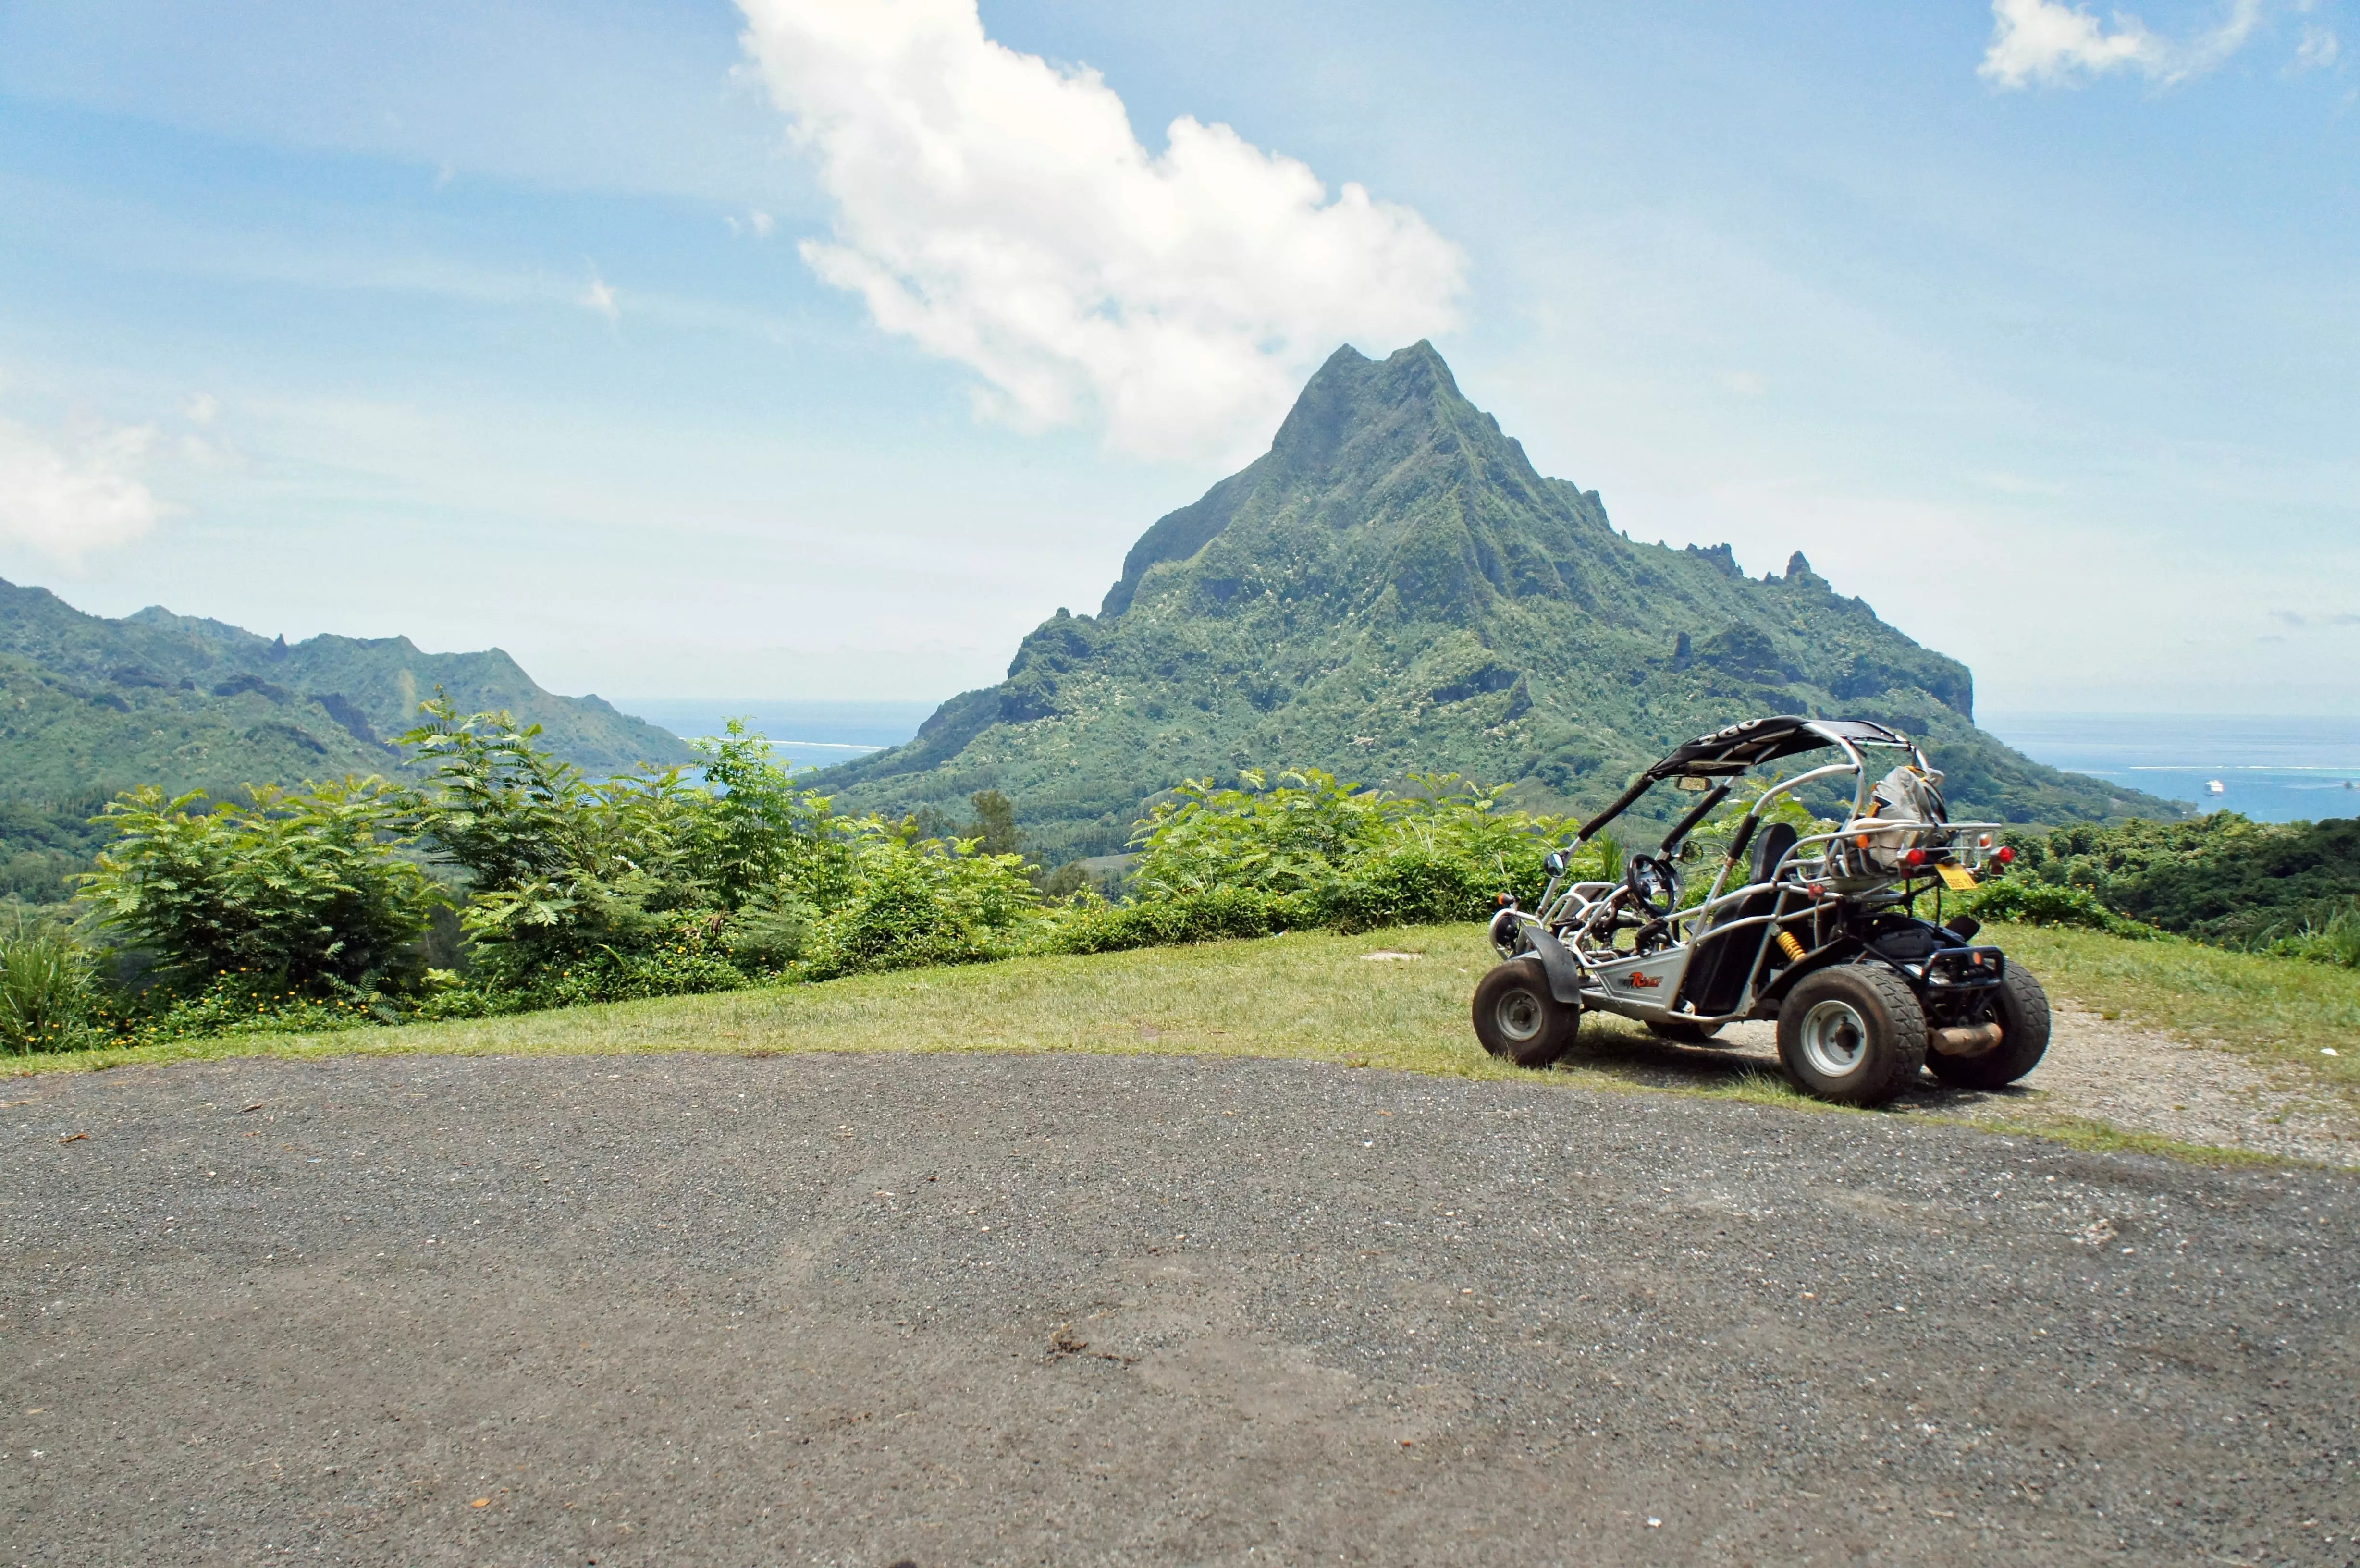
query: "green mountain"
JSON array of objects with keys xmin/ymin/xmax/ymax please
[
  {"xmin": 0, "ymin": 579, "xmax": 688, "ymax": 805},
  {"xmin": 823, "ymin": 342, "xmax": 2181, "ymax": 862}
]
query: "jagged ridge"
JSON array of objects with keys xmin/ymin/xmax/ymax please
[
  {"xmin": 0, "ymin": 579, "xmax": 688, "ymax": 806},
  {"xmin": 824, "ymin": 342, "xmax": 2176, "ymax": 860}
]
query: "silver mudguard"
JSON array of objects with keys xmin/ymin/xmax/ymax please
[{"xmin": 1493, "ymin": 909, "xmax": 1586, "ymax": 1004}]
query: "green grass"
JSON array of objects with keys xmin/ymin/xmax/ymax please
[
  {"xmin": 1986, "ymin": 920, "xmax": 2360, "ymax": 1089},
  {"xmin": 12, "ymin": 918, "xmax": 2352, "ymax": 1170},
  {"xmin": 11, "ymin": 925, "xmax": 1543, "ymax": 1080}
]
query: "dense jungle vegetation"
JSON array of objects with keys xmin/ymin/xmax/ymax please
[
  {"xmin": 1971, "ymin": 813, "xmax": 2360, "ymax": 965},
  {"xmin": 0, "ymin": 705, "xmax": 1609, "ymax": 1054}
]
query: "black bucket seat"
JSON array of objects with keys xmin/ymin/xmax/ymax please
[{"xmin": 1677, "ymin": 821, "xmax": 1801, "ymax": 1017}]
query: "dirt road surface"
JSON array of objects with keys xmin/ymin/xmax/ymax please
[
  {"xmin": 1596, "ymin": 1007, "xmax": 2360, "ymax": 1169},
  {"xmin": 6, "ymin": 1052, "xmax": 2357, "ymax": 1566}
]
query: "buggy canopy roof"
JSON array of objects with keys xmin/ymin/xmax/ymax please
[
  {"xmin": 1573, "ymin": 715, "xmax": 1915, "ymax": 843},
  {"xmin": 1645, "ymin": 715, "xmax": 1912, "ymax": 781}
]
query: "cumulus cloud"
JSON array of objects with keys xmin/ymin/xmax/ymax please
[
  {"xmin": 1979, "ymin": 0, "xmax": 2267, "ymax": 88},
  {"xmin": 0, "ymin": 416, "xmax": 163, "ymax": 563},
  {"xmin": 735, "ymin": 0, "xmax": 1465, "ymax": 461}
]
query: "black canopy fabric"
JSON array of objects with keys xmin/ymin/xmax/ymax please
[
  {"xmin": 1573, "ymin": 715, "xmax": 1915, "ymax": 843},
  {"xmin": 1643, "ymin": 715, "xmax": 1912, "ymax": 781}
]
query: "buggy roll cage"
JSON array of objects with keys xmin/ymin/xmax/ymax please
[{"xmin": 1504, "ymin": 715, "xmax": 2012, "ymax": 1027}]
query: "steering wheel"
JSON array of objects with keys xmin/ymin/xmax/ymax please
[{"xmin": 1624, "ymin": 854, "xmax": 1682, "ymax": 919}]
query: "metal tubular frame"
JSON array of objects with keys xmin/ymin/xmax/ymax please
[{"xmin": 1503, "ymin": 718, "xmax": 2009, "ymax": 1028}]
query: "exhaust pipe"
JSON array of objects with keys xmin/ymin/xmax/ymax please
[{"xmin": 1929, "ymin": 1022, "xmax": 2004, "ymax": 1058}]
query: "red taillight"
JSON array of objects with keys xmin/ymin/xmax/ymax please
[
  {"xmin": 1996, "ymin": 846, "xmax": 2016, "ymax": 865},
  {"xmin": 1904, "ymin": 848, "xmax": 1926, "ymax": 867}
]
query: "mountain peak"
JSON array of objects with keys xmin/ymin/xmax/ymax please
[
  {"xmin": 1099, "ymin": 340, "xmax": 1545, "ymax": 617},
  {"xmin": 828, "ymin": 341, "xmax": 2159, "ymax": 857},
  {"xmin": 1266, "ymin": 339, "xmax": 1473, "ymax": 475}
]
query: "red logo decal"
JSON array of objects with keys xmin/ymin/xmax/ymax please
[{"xmin": 1623, "ymin": 971, "xmax": 1663, "ymax": 989}]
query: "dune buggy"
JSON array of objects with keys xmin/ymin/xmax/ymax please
[{"xmin": 1473, "ymin": 716, "xmax": 2049, "ymax": 1106}]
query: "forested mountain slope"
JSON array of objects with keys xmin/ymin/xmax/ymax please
[
  {"xmin": 0, "ymin": 580, "xmax": 686, "ymax": 805},
  {"xmin": 824, "ymin": 342, "xmax": 2179, "ymax": 861}
]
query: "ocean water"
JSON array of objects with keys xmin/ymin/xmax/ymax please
[
  {"xmin": 618, "ymin": 699, "xmax": 935, "ymax": 769},
  {"xmin": 617, "ymin": 701, "xmax": 2360, "ymax": 825},
  {"xmin": 1979, "ymin": 712, "xmax": 2360, "ymax": 825}
]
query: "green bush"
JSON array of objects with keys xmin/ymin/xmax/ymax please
[
  {"xmin": 2247, "ymin": 900, "xmax": 2360, "ymax": 969},
  {"xmin": 802, "ymin": 828, "xmax": 1041, "ymax": 979},
  {"xmin": 122, "ymin": 973, "xmax": 393, "ymax": 1044},
  {"xmin": 1967, "ymin": 877, "xmax": 2155, "ymax": 939},
  {"xmin": 1128, "ymin": 769, "xmax": 1578, "ymax": 912},
  {"xmin": 1039, "ymin": 886, "xmax": 1304, "ymax": 957},
  {"xmin": 77, "ymin": 778, "xmax": 440, "ymax": 994},
  {"xmin": 0, "ymin": 914, "xmax": 100, "ymax": 1053},
  {"xmin": 2004, "ymin": 813, "xmax": 2360, "ymax": 941}
]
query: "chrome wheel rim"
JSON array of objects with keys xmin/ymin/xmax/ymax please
[
  {"xmin": 1800, "ymin": 998, "xmax": 1870, "ymax": 1078},
  {"xmin": 1496, "ymin": 989, "xmax": 1546, "ymax": 1043}
]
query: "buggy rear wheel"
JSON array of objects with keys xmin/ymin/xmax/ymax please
[
  {"xmin": 1925, "ymin": 963, "xmax": 2052, "ymax": 1089},
  {"xmin": 1472, "ymin": 958, "xmax": 1580, "ymax": 1069},
  {"xmin": 1776, "ymin": 965, "xmax": 1927, "ymax": 1106},
  {"xmin": 1647, "ymin": 1017, "xmax": 1724, "ymax": 1046}
]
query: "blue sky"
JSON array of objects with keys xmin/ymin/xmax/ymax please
[{"xmin": 0, "ymin": 0, "xmax": 2352, "ymax": 714}]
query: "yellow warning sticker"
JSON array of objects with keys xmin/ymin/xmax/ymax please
[{"xmin": 1937, "ymin": 863, "xmax": 1978, "ymax": 892}]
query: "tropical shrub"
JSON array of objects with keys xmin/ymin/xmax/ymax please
[
  {"xmin": 0, "ymin": 913, "xmax": 100, "ymax": 1053},
  {"xmin": 2244, "ymin": 899, "xmax": 2360, "ymax": 969},
  {"xmin": 83, "ymin": 698, "xmax": 2360, "ymax": 1054},
  {"xmin": 1128, "ymin": 769, "xmax": 1583, "ymax": 918},
  {"xmin": 1966, "ymin": 877, "xmax": 2154, "ymax": 938},
  {"xmin": 398, "ymin": 705, "xmax": 861, "ymax": 1000},
  {"xmin": 77, "ymin": 778, "xmax": 440, "ymax": 993},
  {"xmin": 1040, "ymin": 886, "xmax": 1304, "ymax": 956},
  {"xmin": 802, "ymin": 826, "xmax": 1041, "ymax": 979},
  {"xmin": 398, "ymin": 701, "xmax": 709, "ymax": 970},
  {"xmin": 2002, "ymin": 813, "xmax": 2360, "ymax": 941}
]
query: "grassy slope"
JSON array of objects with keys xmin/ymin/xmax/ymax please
[
  {"xmin": 1991, "ymin": 922, "xmax": 2360, "ymax": 1086},
  {"xmin": 15, "ymin": 921, "xmax": 2354, "ymax": 1105}
]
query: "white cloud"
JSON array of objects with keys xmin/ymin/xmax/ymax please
[
  {"xmin": 2297, "ymin": 23, "xmax": 2341, "ymax": 67},
  {"xmin": 0, "ymin": 416, "xmax": 164, "ymax": 563},
  {"xmin": 1979, "ymin": 0, "xmax": 2267, "ymax": 88},
  {"xmin": 749, "ymin": 209, "xmax": 774, "ymax": 238},
  {"xmin": 581, "ymin": 271, "xmax": 619, "ymax": 323},
  {"xmin": 735, "ymin": 0, "xmax": 1466, "ymax": 462},
  {"xmin": 184, "ymin": 391, "xmax": 220, "ymax": 427}
]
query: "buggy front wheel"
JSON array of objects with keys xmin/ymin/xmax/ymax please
[
  {"xmin": 1776, "ymin": 966, "xmax": 1927, "ymax": 1106},
  {"xmin": 1472, "ymin": 958, "xmax": 1581, "ymax": 1069}
]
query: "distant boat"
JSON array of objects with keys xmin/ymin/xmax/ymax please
[{"xmin": 2206, "ymin": 779, "xmax": 2226, "ymax": 796}]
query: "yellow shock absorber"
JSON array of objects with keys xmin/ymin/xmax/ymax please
[{"xmin": 1776, "ymin": 930, "xmax": 1807, "ymax": 963}]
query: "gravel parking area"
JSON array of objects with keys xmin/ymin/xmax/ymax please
[{"xmin": 5, "ymin": 1052, "xmax": 2358, "ymax": 1566}]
